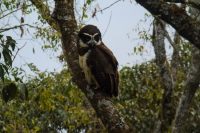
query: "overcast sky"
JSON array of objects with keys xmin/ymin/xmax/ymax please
[
  {"xmin": 86, "ymin": 0, "xmax": 154, "ymax": 66},
  {"xmin": 9, "ymin": 0, "xmax": 157, "ymax": 73}
]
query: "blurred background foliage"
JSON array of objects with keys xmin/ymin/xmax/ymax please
[{"xmin": 0, "ymin": 0, "xmax": 200, "ymax": 133}]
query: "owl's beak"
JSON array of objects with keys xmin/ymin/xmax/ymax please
[{"xmin": 88, "ymin": 41, "xmax": 96, "ymax": 48}]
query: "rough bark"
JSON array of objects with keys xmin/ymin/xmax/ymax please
[
  {"xmin": 172, "ymin": 3, "xmax": 200, "ymax": 133},
  {"xmin": 136, "ymin": 0, "xmax": 200, "ymax": 49},
  {"xmin": 164, "ymin": 30, "xmax": 182, "ymax": 82},
  {"xmin": 171, "ymin": 32, "xmax": 181, "ymax": 82},
  {"xmin": 32, "ymin": 0, "xmax": 129, "ymax": 132},
  {"xmin": 152, "ymin": 19, "xmax": 174, "ymax": 132},
  {"xmin": 163, "ymin": 0, "xmax": 200, "ymax": 11},
  {"xmin": 30, "ymin": 0, "xmax": 59, "ymax": 31},
  {"xmin": 172, "ymin": 47, "xmax": 200, "ymax": 133}
]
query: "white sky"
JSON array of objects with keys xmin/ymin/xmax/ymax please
[
  {"xmin": 85, "ymin": 0, "xmax": 155, "ymax": 67},
  {"xmin": 4, "ymin": 0, "xmax": 159, "ymax": 74}
]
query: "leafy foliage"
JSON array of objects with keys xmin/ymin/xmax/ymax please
[
  {"xmin": 0, "ymin": 69, "xmax": 104, "ymax": 132},
  {"xmin": 118, "ymin": 62, "xmax": 162, "ymax": 132},
  {"xmin": 0, "ymin": 35, "xmax": 16, "ymax": 81}
]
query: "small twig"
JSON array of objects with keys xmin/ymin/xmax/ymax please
[
  {"xmin": 12, "ymin": 43, "xmax": 26, "ymax": 62},
  {"xmin": 0, "ymin": 4, "xmax": 32, "ymax": 20},
  {"xmin": 0, "ymin": 8, "xmax": 21, "ymax": 20},
  {"xmin": 98, "ymin": 0, "xmax": 123, "ymax": 13},
  {"xmin": 102, "ymin": 12, "xmax": 112, "ymax": 37},
  {"xmin": 164, "ymin": 29, "xmax": 176, "ymax": 48},
  {"xmin": 0, "ymin": 24, "xmax": 38, "ymax": 33}
]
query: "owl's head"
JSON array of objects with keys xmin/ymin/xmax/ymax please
[{"xmin": 78, "ymin": 25, "xmax": 102, "ymax": 48}]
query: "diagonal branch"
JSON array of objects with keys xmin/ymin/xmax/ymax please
[
  {"xmin": 0, "ymin": 5, "xmax": 30, "ymax": 20},
  {"xmin": 152, "ymin": 19, "xmax": 174, "ymax": 132},
  {"xmin": 136, "ymin": 0, "xmax": 200, "ymax": 49},
  {"xmin": 98, "ymin": 0, "xmax": 123, "ymax": 12},
  {"xmin": 30, "ymin": 0, "xmax": 59, "ymax": 32},
  {"xmin": 0, "ymin": 24, "xmax": 36, "ymax": 33},
  {"xmin": 171, "ymin": 32, "xmax": 182, "ymax": 82}
]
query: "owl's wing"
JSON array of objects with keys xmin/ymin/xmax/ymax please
[{"xmin": 87, "ymin": 44, "xmax": 119, "ymax": 97}]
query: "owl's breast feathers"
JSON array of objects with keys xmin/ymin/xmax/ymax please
[{"xmin": 86, "ymin": 43, "xmax": 119, "ymax": 97}]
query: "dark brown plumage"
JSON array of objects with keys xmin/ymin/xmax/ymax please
[{"xmin": 77, "ymin": 25, "xmax": 119, "ymax": 97}]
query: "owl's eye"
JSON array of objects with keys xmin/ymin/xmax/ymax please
[
  {"xmin": 94, "ymin": 35, "xmax": 100, "ymax": 42},
  {"xmin": 82, "ymin": 34, "xmax": 91, "ymax": 43}
]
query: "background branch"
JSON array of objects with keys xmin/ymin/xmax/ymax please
[
  {"xmin": 98, "ymin": 0, "xmax": 123, "ymax": 13},
  {"xmin": 0, "ymin": 24, "xmax": 36, "ymax": 33},
  {"xmin": 12, "ymin": 43, "xmax": 26, "ymax": 62},
  {"xmin": 136, "ymin": 0, "xmax": 200, "ymax": 49},
  {"xmin": 30, "ymin": 0, "xmax": 59, "ymax": 32},
  {"xmin": 0, "ymin": 5, "xmax": 30, "ymax": 20},
  {"xmin": 171, "ymin": 32, "xmax": 182, "ymax": 82},
  {"xmin": 152, "ymin": 19, "xmax": 174, "ymax": 132}
]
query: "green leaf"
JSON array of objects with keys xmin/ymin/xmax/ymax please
[
  {"xmin": 6, "ymin": 36, "xmax": 16, "ymax": 51},
  {"xmin": 86, "ymin": 0, "xmax": 92, "ymax": 5},
  {"xmin": 0, "ymin": 65, "xmax": 4, "ymax": 81},
  {"xmin": 2, "ymin": 48, "xmax": 12, "ymax": 66},
  {"xmin": 2, "ymin": 64, "xmax": 9, "ymax": 74},
  {"xmin": 0, "ymin": 34, "xmax": 3, "ymax": 39}
]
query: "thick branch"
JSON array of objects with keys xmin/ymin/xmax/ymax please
[
  {"xmin": 50, "ymin": 0, "xmax": 129, "ymax": 132},
  {"xmin": 152, "ymin": 19, "xmax": 174, "ymax": 132},
  {"xmin": 136, "ymin": 0, "xmax": 200, "ymax": 49},
  {"xmin": 163, "ymin": 0, "xmax": 200, "ymax": 11},
  {"xmin": 30, "ymin": 0, "xmax": 59, "ymax": 31}
]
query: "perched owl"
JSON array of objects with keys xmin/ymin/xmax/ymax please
[{"xmin": 77, "ymin": 25, "xmax": 119, "ymax": 97}]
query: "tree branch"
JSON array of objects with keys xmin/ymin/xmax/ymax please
[
  {"xmin": 152, "ymin": 19, "xmax": 174, "ymax": 132},
  {"xmin": 0, "ymin": 5, "xmax": 30, "ymax": 20},
  {"xmin": 163, "ymin": 0, "xmax": 200, "ymax": 11},
  {"xmin": 0, "ymin": 24, "xmax": 35, "ymax": 33},
  {"xmin": 12, "ymin": 43, "xmax": 26, "ymax": 62},
  {"xmin": 136, "ymin": 0, "xmax": 200, "ymax": 49},
  {"xmin": 171, "ymin": 32, "xmax": 182, "ymax": 82},
  {"xmin": 30, "ymin": 0, "xmax": 59, "ymax": 31},
  {"xmin": 50, "ymin": 0, "xmax": 130, "ymax": 132},
  {"xmin": 98, "ymin": 0, "xmax": 123, "ymax": 12}
]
